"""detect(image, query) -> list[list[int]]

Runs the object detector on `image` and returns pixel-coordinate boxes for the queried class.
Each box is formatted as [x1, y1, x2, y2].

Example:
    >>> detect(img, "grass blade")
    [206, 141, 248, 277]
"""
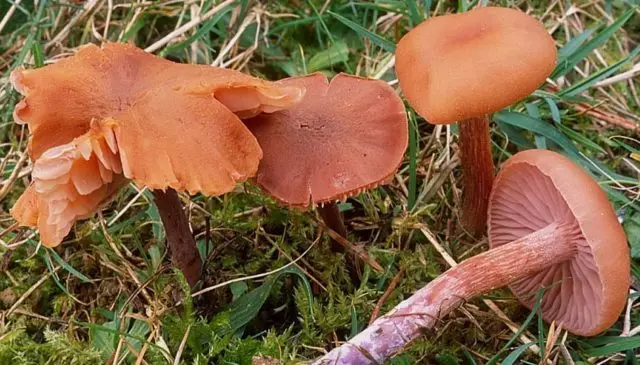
[495, 120, 535, 149]
[583, 336, 640, 356]
[349, 305, 360, 339]
[556, 124, 606, 154]
[559, 46, 640, 97]
[308, 40, 350, 72]
[213, 267, 312, 337]
[551, 9, 634, 78]
[494, 111, 636, 183]
[9, 0, 47, 70]
[457, 0, 470, 12]
[544, 97, 562, 123]
[408, 111, 418, 210]
[159, 7, 231, 58]
[494, 111, 580, 158]
[556, 27, 597, 65]
[485, 289, 545, 365]
[404, 0, 423, 26]
[537, 305, 546, 360]
[328, 11, 396, 53]
[502, 343, 535, 365]
[48, 248, 92, 283]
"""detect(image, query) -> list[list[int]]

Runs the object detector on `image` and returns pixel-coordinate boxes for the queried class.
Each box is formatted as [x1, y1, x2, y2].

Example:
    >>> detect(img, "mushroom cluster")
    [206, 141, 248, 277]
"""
[9, 42, 408, 286]
[7, 5, 631, 362]
[312, 6, 631, 364]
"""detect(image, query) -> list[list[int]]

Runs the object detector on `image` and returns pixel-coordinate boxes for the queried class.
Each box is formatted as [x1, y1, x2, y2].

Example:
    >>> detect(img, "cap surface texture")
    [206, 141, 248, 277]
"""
[245, 73, 408, 208]
[395, 7, 557, 124]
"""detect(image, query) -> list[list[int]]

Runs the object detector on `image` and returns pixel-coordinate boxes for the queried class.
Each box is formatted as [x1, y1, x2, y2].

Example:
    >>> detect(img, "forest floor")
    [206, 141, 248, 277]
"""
[0, 0, 639, 364]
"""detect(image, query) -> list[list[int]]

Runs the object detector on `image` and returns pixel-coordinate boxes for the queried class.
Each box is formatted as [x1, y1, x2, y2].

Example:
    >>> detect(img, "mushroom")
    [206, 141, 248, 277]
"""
[395, 7, 557, 234]
[314, 149, 629, 364]
[10, 42, 304, 286]
[244, 73, 407, 266]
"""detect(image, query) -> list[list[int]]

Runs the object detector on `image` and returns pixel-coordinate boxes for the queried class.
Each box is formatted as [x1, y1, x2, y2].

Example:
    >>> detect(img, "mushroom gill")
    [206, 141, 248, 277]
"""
[489, 162, 602, 334]
[12, 120, 126, 246]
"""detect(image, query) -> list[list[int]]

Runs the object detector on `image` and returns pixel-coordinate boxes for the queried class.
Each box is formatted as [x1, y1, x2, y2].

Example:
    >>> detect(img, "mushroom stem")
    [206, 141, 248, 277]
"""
[318, 202, 362, 282]
[317, 203, 348, 251]
[313, 221, 575, 364]
[458, 116, 494, 236]
[152, 188, 202, 287]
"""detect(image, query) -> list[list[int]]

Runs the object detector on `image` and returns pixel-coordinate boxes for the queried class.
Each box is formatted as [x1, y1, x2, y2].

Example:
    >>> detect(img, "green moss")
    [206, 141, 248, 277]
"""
[0, 329, 102, 365]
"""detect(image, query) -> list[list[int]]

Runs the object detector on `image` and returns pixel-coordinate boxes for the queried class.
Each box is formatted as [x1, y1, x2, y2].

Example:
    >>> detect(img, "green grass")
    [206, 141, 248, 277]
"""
[1, 0, 639, 364]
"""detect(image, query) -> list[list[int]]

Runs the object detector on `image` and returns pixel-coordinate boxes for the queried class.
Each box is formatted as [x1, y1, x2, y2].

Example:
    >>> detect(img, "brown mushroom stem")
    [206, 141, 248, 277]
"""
[317, 203, 348, 251]
[152, 188, 202, 287]
[458, 117, 494, 235]
[314, 221, 575, 364]
[318, 202, 362, 282]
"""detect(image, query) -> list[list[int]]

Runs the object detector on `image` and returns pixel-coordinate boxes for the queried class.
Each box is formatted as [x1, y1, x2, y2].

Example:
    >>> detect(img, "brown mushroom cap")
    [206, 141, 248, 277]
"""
[395, 7, 557, 124]
[244, 73, 408, 208]
[488, 149, 629, 336]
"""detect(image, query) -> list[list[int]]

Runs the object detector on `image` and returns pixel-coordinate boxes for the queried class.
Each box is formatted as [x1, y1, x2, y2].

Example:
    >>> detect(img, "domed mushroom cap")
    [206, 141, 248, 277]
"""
[244, 73, 408, 208]
[488, 149, 629, 336]
[395, 7, 557, 124]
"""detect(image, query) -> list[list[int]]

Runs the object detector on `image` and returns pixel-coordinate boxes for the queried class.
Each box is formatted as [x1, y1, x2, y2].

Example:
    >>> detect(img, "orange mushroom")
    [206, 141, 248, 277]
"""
[10, 42, 304, 285]
[244, 73, 407, 268]
[395, 7, 557, 235]
[315, 150, 629, 364]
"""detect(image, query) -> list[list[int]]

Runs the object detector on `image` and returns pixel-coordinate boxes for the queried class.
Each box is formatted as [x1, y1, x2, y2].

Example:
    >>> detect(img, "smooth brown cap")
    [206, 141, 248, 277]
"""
[395, 7, 557, 124]
[488, 149, 629, 336]
[244, 73, 408, 208]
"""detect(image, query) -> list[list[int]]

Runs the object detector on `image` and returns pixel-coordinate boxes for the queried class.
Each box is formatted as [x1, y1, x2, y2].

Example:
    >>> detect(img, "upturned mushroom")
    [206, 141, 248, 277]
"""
[10, 42, 303, 286]
[314, 149, 629, 364]
[244, 72, 407, 265]
[395, 7, 557, 234]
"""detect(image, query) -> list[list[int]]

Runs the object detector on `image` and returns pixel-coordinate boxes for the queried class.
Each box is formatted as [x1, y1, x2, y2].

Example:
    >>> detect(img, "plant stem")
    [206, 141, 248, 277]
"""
[152, 188, 202, 287]
[458, 116, 494, 236]
[313, 222, 575, 365]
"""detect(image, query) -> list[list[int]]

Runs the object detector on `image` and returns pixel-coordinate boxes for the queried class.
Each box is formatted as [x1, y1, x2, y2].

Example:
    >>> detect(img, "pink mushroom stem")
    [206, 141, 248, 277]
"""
[458, 117, 494, 236]
[152, 188, 202, 286]
[313, 221, 575, 364]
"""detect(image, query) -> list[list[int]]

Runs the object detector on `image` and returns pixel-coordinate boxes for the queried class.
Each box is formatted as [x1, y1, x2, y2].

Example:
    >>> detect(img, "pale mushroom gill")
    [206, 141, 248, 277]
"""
[13, 120, 126, 246]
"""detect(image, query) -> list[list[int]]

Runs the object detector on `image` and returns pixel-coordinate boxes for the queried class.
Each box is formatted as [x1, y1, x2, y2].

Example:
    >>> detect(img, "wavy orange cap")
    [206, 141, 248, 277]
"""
[11, 42, 304, 246]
